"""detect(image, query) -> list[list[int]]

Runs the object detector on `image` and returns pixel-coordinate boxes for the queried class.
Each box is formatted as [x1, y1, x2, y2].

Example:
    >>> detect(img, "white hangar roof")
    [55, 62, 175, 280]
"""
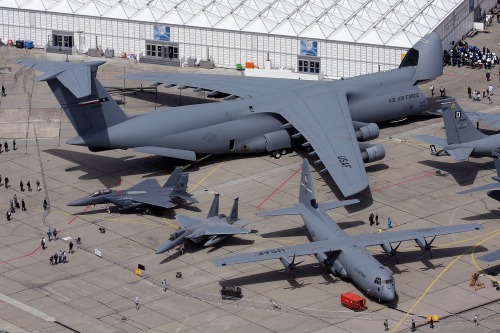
[0, 0, 463, 47]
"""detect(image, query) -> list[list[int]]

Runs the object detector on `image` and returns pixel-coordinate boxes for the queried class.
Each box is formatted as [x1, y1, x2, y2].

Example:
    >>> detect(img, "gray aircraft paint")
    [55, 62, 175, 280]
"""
[213, 159, 483, 302]
[67, 166, 196, 210]
[16, 32, 443, 197]
[156, 194, 254, 254]
[418, 100, 500, 160]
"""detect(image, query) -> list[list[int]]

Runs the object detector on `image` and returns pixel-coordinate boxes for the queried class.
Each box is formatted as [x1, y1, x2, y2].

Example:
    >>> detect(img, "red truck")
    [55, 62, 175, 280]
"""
[341, 292, 367, 311]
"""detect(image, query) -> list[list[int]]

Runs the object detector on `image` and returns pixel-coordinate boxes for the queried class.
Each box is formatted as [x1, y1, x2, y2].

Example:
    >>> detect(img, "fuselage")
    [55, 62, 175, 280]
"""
[72, 67, 427, 157]
[445, 135, 500, 157]
[300, 204, 395, 301]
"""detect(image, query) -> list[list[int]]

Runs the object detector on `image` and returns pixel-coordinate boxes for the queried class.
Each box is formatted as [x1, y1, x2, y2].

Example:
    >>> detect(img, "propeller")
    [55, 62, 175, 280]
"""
[287, 254, 304, 279]
[383, 242, 402, 265]
[418, 236, 436, 259]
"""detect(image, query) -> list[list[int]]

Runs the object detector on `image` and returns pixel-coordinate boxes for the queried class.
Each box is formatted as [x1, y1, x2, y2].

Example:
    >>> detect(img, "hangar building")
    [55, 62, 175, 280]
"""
[0, 0, 496, 78]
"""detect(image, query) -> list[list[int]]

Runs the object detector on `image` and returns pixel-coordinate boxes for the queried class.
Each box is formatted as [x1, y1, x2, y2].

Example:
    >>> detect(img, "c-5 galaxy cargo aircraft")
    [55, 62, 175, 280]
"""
[156, 193, 253, 254]
[417, 99, 500, 161]
[458, 151, 500, 200]
[68, 166, 197, 211]
[16, 32, 442, 197]
[213, 159, 483, 302]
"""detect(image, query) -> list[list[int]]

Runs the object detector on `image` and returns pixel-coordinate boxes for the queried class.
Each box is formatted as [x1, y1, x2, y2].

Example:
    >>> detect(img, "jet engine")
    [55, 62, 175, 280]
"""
[119, 199, 139, 210]
[359, 142, 386, 163]
[352, 121, 380, 142]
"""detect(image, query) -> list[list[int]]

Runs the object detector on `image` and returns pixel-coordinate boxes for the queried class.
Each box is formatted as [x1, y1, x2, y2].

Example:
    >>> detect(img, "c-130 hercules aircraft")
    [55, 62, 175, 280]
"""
[16, 32, 442, 197]
[213, 160, 483, 302]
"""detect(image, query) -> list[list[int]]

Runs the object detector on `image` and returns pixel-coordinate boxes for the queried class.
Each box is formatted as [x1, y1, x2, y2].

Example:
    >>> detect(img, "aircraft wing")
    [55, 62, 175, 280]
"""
[349, 224, 483, 248]
[466, 111, 500, 128]
[175, 215, 201, 229]
[121, 72, 316, 99]
[477, 249, 500, 262]
[275, 87, 368, 197]
[127, 179, 161, 191]
[188, 225, 252, 239]
[128, 194, 177, 209]
[213, 239, 343, 266]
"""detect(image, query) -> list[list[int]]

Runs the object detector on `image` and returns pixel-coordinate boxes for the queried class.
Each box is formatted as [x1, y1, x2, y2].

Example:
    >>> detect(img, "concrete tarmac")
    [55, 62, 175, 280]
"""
[0, 26, 498, 333]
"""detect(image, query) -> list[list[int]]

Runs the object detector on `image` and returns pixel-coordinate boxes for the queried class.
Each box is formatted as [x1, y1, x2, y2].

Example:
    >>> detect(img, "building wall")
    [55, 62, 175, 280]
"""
[0, 1, 488, 79]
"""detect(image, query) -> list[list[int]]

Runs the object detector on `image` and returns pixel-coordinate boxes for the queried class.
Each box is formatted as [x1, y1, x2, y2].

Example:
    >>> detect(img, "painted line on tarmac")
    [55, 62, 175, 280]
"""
[68, 206, 90, 224]
[189, 161, 224, 192]
[257, 165, 302, 209]
[193, 161, 302, 195]
[0, 245, 41, 265]
[0, 292, 56, 322]
[390, 230, 500, 332]
[470, 230, 500, 283]
[370, 171, 435, 193]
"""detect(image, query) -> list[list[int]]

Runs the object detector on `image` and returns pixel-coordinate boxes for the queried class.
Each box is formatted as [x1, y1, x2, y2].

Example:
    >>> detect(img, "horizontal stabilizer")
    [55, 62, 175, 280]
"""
[416, 135, 447, 148]
[317, 199, 360, 212]
[133, 146, 196, 161]
[257, 206, 301, 216]
[448, 147, 474, 161]
[457, 182, 500, 194]
[177, 195, 199, 203]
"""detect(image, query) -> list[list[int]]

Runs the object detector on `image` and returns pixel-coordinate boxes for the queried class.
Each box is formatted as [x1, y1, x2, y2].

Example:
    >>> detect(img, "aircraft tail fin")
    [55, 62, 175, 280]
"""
[16, 60, 128, 137]
[399, 32, 443, 84]
[298, 159, 318, 210]
[227, 197, 239, 224]
[207, 193, 220, 218]
[441, 100, 486, 144]
[164, 167, 183, 188]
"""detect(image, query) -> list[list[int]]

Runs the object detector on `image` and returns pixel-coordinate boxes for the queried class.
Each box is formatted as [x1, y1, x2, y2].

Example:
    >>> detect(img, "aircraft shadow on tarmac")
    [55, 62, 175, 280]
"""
[418, 159, 494, 186]
[110, 88, 218, 108]
[463, 210, 500, 221]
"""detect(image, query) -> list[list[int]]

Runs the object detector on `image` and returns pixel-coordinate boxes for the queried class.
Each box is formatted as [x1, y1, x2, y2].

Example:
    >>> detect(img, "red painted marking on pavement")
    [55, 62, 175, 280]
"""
[67, 205, 90, 224]
[114, 177, 121, 186]
[0, 245, 41, 265]
[257, 166, 302, 209]
[371, 171, 435, 193]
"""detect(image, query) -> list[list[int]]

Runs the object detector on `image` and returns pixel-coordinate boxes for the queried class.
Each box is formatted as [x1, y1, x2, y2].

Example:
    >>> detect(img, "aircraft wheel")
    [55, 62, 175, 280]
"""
[281, 149, 287, 155]
[272, 151, 281, 159]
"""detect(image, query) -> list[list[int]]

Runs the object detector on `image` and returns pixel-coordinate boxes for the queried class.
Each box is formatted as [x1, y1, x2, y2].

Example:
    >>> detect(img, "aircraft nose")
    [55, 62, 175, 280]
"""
[382, 288, 396, 302]
[156, 241, 174, 254]
[67, 198, 89, 206]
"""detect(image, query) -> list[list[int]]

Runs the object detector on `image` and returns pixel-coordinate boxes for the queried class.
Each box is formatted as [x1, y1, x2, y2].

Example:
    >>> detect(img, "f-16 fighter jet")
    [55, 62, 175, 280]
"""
[16, 32, 443, 198]
[213, 160, 483, 302]
[156, 194, 253, 254]
[68, 166, 196, 212]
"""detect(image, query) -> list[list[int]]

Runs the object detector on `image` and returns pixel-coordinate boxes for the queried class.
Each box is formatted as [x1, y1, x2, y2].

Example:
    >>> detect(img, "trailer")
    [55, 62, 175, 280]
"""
[340, 292, 367, 311]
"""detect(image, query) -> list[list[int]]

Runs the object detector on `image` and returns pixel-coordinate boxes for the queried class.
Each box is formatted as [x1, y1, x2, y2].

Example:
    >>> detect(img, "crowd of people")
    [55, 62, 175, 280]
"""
[444, 43, 498, 69]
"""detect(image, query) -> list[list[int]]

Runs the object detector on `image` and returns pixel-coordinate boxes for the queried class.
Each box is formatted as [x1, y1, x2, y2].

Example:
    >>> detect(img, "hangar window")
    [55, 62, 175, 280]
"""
[298, 56, 320, 74]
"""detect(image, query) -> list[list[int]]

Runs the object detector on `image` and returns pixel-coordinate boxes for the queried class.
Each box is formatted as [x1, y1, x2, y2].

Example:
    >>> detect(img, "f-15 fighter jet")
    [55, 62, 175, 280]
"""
[68, 166, 196, 212]
[156, 193, 253, 254]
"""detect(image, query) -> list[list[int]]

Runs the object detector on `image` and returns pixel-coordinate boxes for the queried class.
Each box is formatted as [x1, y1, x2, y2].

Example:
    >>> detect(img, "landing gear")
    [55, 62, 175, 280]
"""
[272, 149, 287, 159]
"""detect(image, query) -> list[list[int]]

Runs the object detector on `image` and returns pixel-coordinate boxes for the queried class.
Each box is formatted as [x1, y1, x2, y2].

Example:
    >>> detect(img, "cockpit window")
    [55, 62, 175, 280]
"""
[90, 189, 112, 197]
[169, 229, 186, 241]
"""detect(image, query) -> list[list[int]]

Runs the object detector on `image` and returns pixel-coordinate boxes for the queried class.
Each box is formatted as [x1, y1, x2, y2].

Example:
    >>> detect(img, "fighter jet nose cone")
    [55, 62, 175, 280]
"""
[67, 198, 88, 206]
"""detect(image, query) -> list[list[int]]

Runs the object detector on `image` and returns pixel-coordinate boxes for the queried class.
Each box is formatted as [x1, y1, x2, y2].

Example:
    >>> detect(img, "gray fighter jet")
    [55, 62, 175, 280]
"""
[458, 151, 500, 200]
[68, 166, 197, 211]
[16, 32, 443, 197]
[156, 194, 253, 254]
[417, 99, 500, 161]
[213, 159, 483, 302]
